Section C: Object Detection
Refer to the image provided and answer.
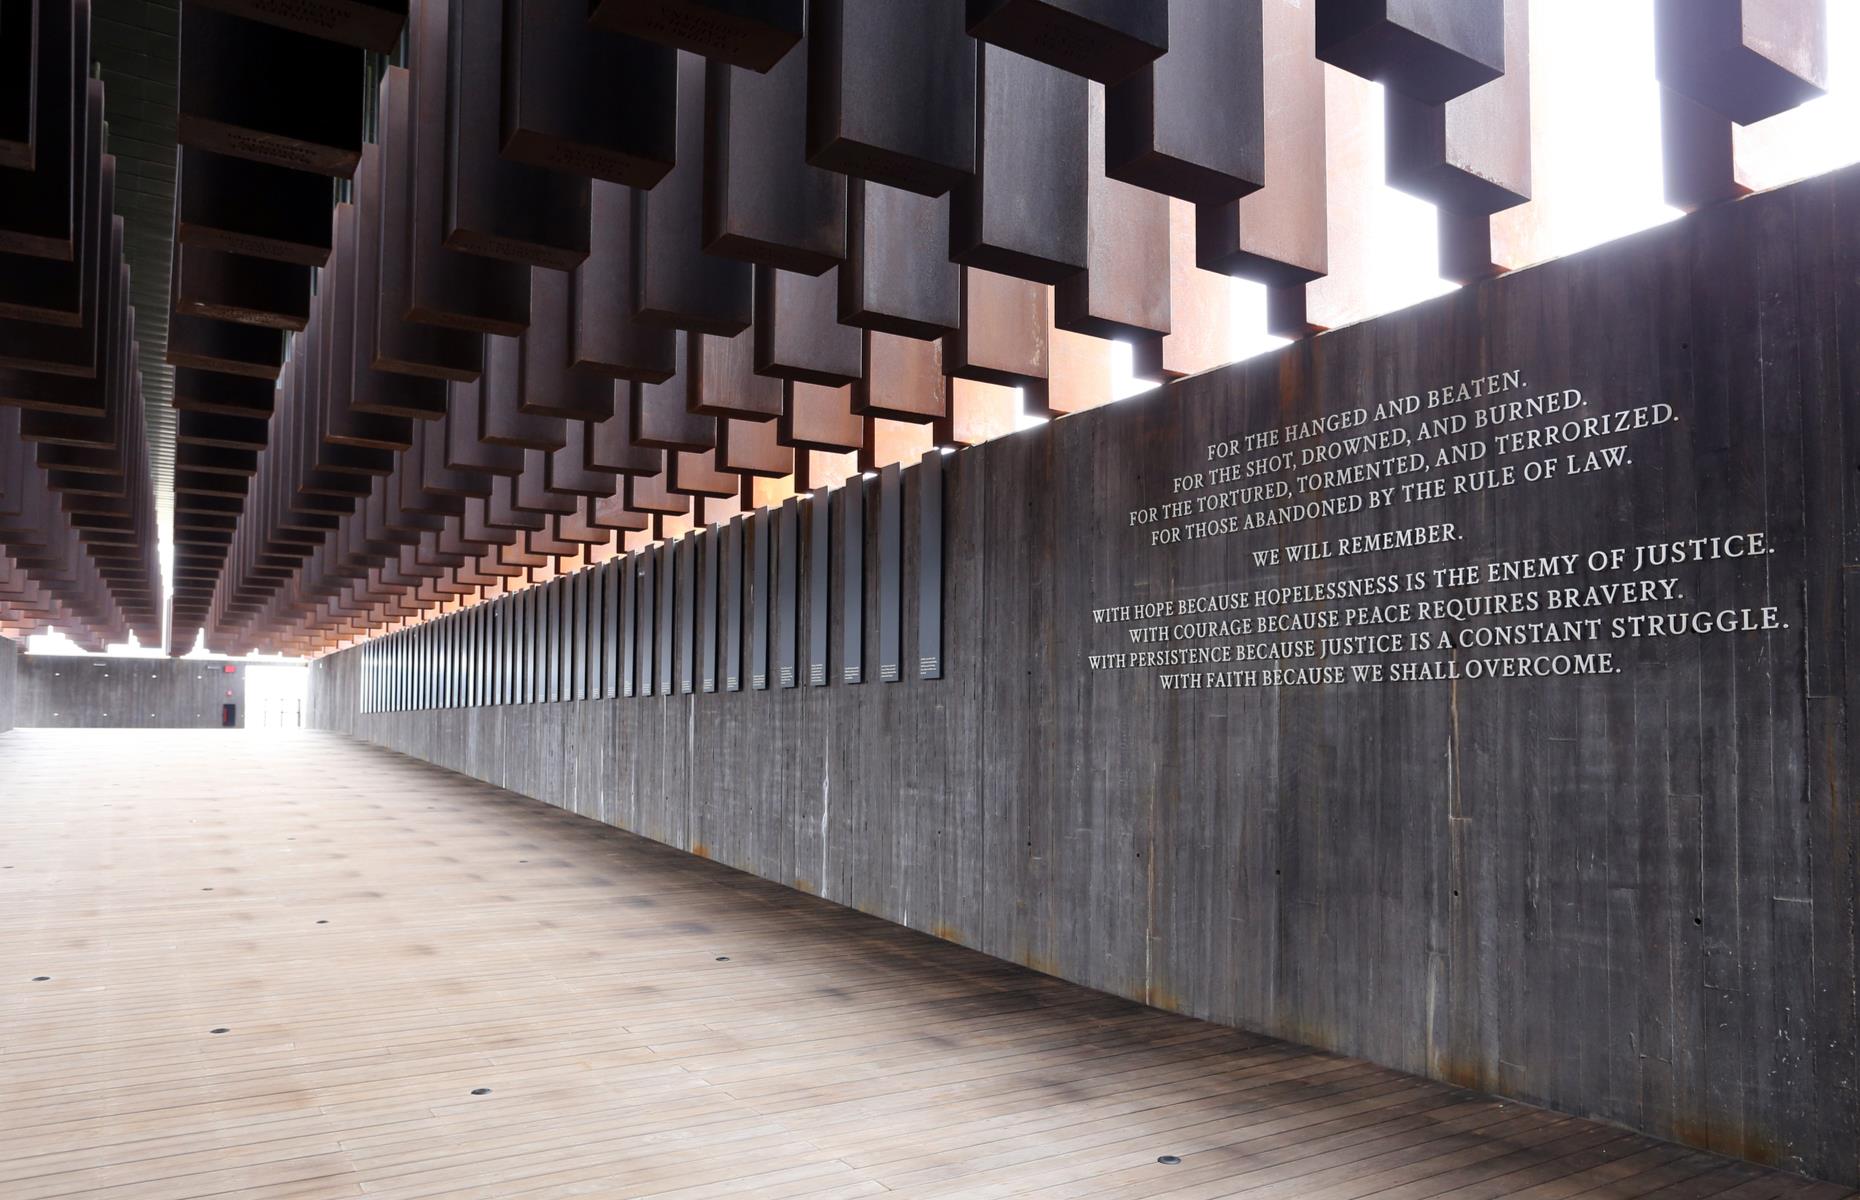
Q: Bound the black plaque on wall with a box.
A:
[809,485,830,686]
[540,580,556,703]
[877,462,902,681]
[573,568,591,700]
[591,566,605,700]
[470,608,482,708]
[484,602,497,706]
[503,595,517,706]
[536,579,552,703]
[546,573,561,703]
[516,594,529,706]
[700,525,720,692]
[479,606,491,707]
[492,602,505,706]
[460,613,471,710]
[563,575,578,701]
[621,552,637,698]
[531,580,543,703]
[555,576,571,703]
[749,508,770,689]
[657,537,677,695]
[586,563,603,699]
[554,576,568,703]
[511,596,524,706]
[775,497,799,687]
[527,584,542,704]
[483,605,494,706]
[636,547,655,697]
[678,534,696,694]
[841,475,864,683]
[485,604,496,707]
[503,598,515,706]
[723,516,743,691]
[598,559,617,697]
[501,594,516,705]
[538,581,553,705]
[917,450,943,679]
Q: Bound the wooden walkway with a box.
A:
[1,728,1851,1200]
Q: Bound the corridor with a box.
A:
[0,730,1848,1200]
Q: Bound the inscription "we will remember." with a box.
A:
[1090,366,1782,690]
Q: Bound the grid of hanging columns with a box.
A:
[2,0,1835,659]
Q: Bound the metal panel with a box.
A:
[602,558,622,698]
[677,534,696,694]
[749,507,770,689]
[917,452,943,680]
[523,585,539,704]
[637,546,656,696]
[474,603,486,707]
[775,497,798,687]
[552,576,568,703]
[700,525,720,692]
[841,476,864,684]
[877,462,901,681]
[547,578,561,705]
[808,485,830,686]
[723,516,743,691]
[492,596,506,706]
[573,568,590,701]
[621,551,637,698]
[586,564,603,700]
[656,537,676,695]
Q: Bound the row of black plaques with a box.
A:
[356,454,942,712]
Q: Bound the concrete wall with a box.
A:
[0,635,17,732]
[310,164,1860,1186]
[17,656,248,727]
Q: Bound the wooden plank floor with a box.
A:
[1,728,1852,1200]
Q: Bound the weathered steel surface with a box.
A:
[1105,0,1263,204]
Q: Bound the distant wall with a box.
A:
[0,635,17,732]
[17,656,248,728]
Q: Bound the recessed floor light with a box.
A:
[471,1087,492,1096]
[1157,1156,1182,1166]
